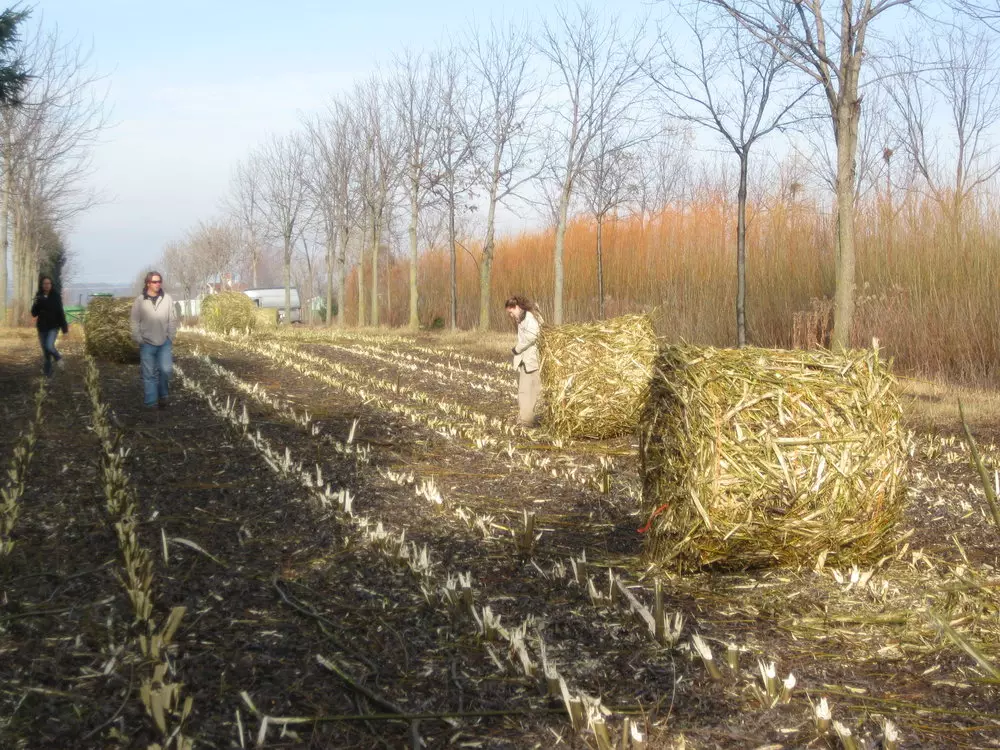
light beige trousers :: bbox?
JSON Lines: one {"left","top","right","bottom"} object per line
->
{"left": 518, "top": 366, "right": 541, "bottom": 426}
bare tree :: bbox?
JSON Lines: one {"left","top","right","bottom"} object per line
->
{"left": 579, "top": 128, "right": 640, "bottom": 319}
{"left": 650, "top": 3, "right": 813, "bottom": 345}
{"left": 429, "top": 45, "right": 478, "bottom": 330}
{"left": 883, "top": 27, "right": 1000, "bottom": 250}
{"left": 392, "top": 50, "right": 443, "bottom": 329}
{"left": 0, "top": 6, "right": 28, "bottom": 322}
{"left": 309, "top": 94, "right": 364, "bottom": 327}
{"left": 706, "top": 0, "right": 915, "bottom": 349}
{"left": 303, "top": 112, "right": 338, "bottom": 326}
{"left": 632, "top": 125, "right": 695, "bottom": 223}
{"left": 537, "top": 4, "right": 648, "bottom": 325}
{"left": 257, "top": 133, "right": 311, "bottom": 323}
{"left": 3, "top": 20, "right": 106, "bottom": 324}
{"left": 952, "top": 0, "right": 1000, "bottom": 30}
{"left": 227, "top": 154, "right": 267, "bottom": 288}
{"left": 468, "top": 20, "right": 545, "bottom": 330}
{"left": 355, "top": 75, "right": 400, "bottom": 327}
{"left": 187, "top": 218, "right": 241, "bottom": 285}
{"left": 161, "top": 239, "right": 202, "bottom": 316}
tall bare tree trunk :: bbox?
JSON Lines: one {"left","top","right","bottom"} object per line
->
{"left": 448, "top": 189, "right": 457, "bottom": 330}
{"left": 831, "top": 95, "right": 860, "bottom": 351}
{"left": 408, "top": 178, "right": 419, "bottom": 329}
{"left": 337, "top": 224, "right": 348, "bottom": 328}
{"left": 0, "top": 153, "right": 9, "bottom": 326}
{"left": 370, "top": 217, "right": 380, "bottom": 327}
{"left": 282, "top": 238, "right": 292, "bottom": 325}
{"left": 12, "top": 206, "right": 23, "bottom": 325}
{"left": 357, "top": 210, "right": 368, "bottom": 326}
{"left": 736, "top": 152, "right": 749, "bottom": 347}
{"left": 479, "top": 187, "right": 498, "bottom": 331}
{"left": 553, "top": 178, "right": 572, "bottom": 325}
{"left": 595, "top": 215, "right": 605, "bottom": 320}
{"left": 325, "top": 226, "right": 335, "bottom": 328}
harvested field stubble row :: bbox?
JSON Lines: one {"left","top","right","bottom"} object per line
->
{"left": 1, "top": 377, "right": 47, "bottom": 556}
{"left": 83, "top": 355, "right": 194, "bottom": 748}
{"left": 178, "top": 349, "right": 915, "bottom": 749}
{"left": 0, "top": 349, "right": 142, "bottom": 748}
{"left": 266, "top": 327, "right": 515, "bottom": 392}
{"left": 90, "top": 361, "right": 436, "bottom": 748}
{"left": 300, "top": 338, "right": 511, "bottom": 397}
{"left": 190, "top": 329, "right": 605, "bottom": 488}
{"left": 267, "top": 326, "right": 506, "bottom": 373}
{"left": 189, "top": 348, "right": 373, "bottom": 464}
{"left": 174, "top": 364, "right": 640, "bottom": 747}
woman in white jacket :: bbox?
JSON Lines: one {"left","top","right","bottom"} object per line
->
{"left": 504, "top": 296, "right": 543, "bottom": 427}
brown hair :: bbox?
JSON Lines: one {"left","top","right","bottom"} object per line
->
{"left": 144, "top": 270, "right": 163, "bottom": 291}
{"left": 504, "top": 295, "right": 537, "bottom": 312}
{"left": 504, "top": 295, "right": 543, "bottom": 327}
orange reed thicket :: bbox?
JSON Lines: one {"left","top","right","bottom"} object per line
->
{"left": 343, "top": 190, "right": 1000, "bottom": 385}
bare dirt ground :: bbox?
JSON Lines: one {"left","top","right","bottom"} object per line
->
{"left": 1, "top": 326, "right": 998, "bottom": 749}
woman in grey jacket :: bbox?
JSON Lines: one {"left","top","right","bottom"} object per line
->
{"left": 130, "top": 271, "right": 178, "bottom": 408}
{"left": 505, "top": 295, "right": 542, "bottom": 427}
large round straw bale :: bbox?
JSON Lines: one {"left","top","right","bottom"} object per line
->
{"left": 254, "top": 306, "right": 278, "bottom": 328}
{"left": 539, "top": 314, "right": 658, "bottom": 439}
{"left": 84, "top": 297, "right": 138, "bottom": 363}
{"left": 200, "top": 292, "right": 257, "bottom": 333}
{"left": 638, "top": 344, "right": 908, "bottom": 571}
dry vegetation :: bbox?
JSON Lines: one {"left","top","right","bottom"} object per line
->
{"left": 0, "top": 325, "right": 998, "bottom": 749}
{"left": 350, "top": 195, "right": 1000, "bottom": 388}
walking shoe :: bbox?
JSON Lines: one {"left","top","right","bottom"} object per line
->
{"left": 158, "top": 397, "right": 169, "bottom": 410}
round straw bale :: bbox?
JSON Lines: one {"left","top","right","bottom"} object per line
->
{"left": 84, "top": 297, "right": 139, "bottom": 363}
{"left": 638, "top": 344, "right": 909, "bottom": 571}
{"left": 200, "top": 291, "right": 257, "bottom": 333}
{"left": 539, "top": 314, "right": 658, "bottom": 439}
{"left": 253, "top": 306, "right": 278, "bottom": 327}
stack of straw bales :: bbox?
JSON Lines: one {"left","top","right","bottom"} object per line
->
{"left": 200, "top": 292, "right": 257, "bottom": 333}
{"left": 539, "top": 314, "right": 658, "bottom": 439}
{"left": 638, "top": 344, "right": 908, "bottom": 571}
{"left": 84, "top": 297, "right": 138, "bottom": 363}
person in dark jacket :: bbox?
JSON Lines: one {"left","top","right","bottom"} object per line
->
{"left": 30, "top": 275, "right": 69, "bottom": 376}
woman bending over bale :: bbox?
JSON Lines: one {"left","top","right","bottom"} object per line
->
{"left": 505, "top": 295, "right": 543, "bottom": 427}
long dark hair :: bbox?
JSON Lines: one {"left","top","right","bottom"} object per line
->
{"left": 36, "top": 275, "right": 55, "bottom": 296}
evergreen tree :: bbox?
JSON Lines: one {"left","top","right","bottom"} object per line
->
{"left": 0, "top": 8, "right": 29, "bottom": 106}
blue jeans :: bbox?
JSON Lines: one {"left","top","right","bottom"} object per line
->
{"left": 37, "top": 328, "right": 61, "bottom": 376}
{"left": 139, "top": 340, "right": 173, "bottom": 406}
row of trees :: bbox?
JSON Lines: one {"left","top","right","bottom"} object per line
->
{"left": 0, "top": 9, "right": 106, "bottom": 324}
{"left": 164, "top": 1, "right": 1000, "bottom": 348}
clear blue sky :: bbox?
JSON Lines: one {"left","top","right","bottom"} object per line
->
{"left": 35, "top": 0, "right": 654, "bottom": 284}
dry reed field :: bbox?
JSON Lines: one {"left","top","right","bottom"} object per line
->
{"left": 1, "top": 325, "right": 998, "bottom": 749}
{"left": 346, "top": 192, "right": 1000, "bottom": 388}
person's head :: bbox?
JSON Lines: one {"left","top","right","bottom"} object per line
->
{"left": 144, "top": 270, "right": 163, "bottom": 295}
{"left": 505, "top": 295, "right": 534, "bottom": 324}
{"left": 37, "top": 275, "right": 53, "bottom": 295}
